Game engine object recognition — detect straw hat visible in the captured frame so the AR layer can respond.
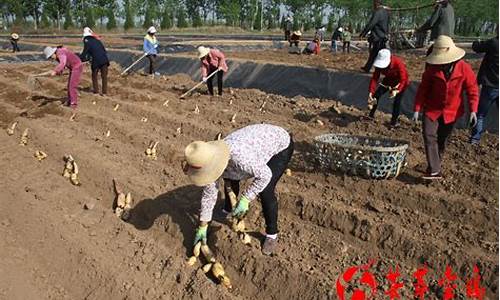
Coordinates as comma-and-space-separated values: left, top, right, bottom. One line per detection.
293, 30, 302, 36
184, 140, 230, 186
197, 46, 210, 59
373, 49, 391, 68
43, 46, 57, 59
426, 35, 465, 65
11, 33, 19, 40
147, 26, 157, 34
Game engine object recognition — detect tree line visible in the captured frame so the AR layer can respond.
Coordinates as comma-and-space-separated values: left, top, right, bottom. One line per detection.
0, 0, 497, 36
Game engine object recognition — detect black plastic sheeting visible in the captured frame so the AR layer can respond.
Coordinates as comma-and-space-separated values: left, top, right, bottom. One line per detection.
0, 41, 496, 133
109, 50, 498, 132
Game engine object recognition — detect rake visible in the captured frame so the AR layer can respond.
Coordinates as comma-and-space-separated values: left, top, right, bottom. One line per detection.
179, 69, 219, 99
120, 53, 148, 76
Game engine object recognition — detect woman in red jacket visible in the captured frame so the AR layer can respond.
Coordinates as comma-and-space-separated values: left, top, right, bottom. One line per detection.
198, 46, 228, 96
413, 35, 479, 180
367, 49, 409, 127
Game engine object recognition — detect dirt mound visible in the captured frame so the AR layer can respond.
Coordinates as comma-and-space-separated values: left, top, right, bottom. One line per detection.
0, 62, 497, 299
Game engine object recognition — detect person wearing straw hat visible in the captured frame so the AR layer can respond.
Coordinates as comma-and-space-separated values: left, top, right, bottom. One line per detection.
80, 27, 110, 95
198, 46, 228, 96
367, 49, 409, 127
10, 33, 20, 52
183, 124, 294, 255
43, 46, 83, 108
289, 30, 302, 48
143, 26, 159, 75
413, 35, 479, 180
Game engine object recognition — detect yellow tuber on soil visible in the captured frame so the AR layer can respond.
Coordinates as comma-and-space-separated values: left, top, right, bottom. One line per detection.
113, 104, 120, 111
202, 263, 213, 273
145, 141, 159, 160
187, 256, 197, 266
69, 113, 76, 121
62, 155, 81, 186
212, 263, 232, 289
6, 121, 17, 136
19, 128, 29, 145
285, 168, 292, 176
193, 241, 202, 258
230, 113, 237, 123
194, 105, 200, 114
34, 150, 48, 161
163, 100, 169, 107
200, 245, 216, 263
259, 101, 267, 112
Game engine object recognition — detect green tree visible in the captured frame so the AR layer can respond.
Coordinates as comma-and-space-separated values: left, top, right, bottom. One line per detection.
84, 8, 95, 27
123, 0, 134, 30
106, 9, 116, 30
177, 5, 188, 28
40, 10, 51, 28
143, 4, 154, 28
63, 6, 73, 29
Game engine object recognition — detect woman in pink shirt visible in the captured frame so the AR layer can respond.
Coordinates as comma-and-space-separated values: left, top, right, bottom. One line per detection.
43, 46, 83, 108
197, 46, 228, 96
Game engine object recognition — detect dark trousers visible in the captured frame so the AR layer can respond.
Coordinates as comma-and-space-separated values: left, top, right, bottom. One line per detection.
146, 54, 156, 74
369, 86, 404, 124
92, 64, 109, 95
423, 116, 455, 174
223, 137, 294, 235
363, 39, 386, 71
207, 70, 224, 96
11, 40, 19, 52
285, 30, 291, 41
470, 85, 499, 143
343, 41, 350, 53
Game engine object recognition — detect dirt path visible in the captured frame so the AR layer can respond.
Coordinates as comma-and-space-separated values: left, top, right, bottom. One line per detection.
0, 62, 497, 299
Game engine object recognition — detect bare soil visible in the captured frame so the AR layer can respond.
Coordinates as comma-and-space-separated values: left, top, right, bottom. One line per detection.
0, 62, 497, 300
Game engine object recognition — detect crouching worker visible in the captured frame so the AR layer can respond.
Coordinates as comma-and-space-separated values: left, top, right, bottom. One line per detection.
303, 38, 320, 55
80, 27, 110, 95
197, 46, 228, 96
413, 36, 478, 180
44, 46, 83, 108
367, 49, 409, 127
183, 124, 294, 255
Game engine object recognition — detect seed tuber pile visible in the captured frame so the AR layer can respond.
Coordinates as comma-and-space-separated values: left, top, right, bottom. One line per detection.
62, 155, 81, 186
34, 150, 48, 161
113, 179, 132, 221
145, 141, 159, 160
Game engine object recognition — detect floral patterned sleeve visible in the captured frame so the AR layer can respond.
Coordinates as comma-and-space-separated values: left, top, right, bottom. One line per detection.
238, 159, 272, 201
199, 181, 219, 222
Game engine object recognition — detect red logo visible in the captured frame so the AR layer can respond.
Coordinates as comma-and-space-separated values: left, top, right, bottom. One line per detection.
336, 260, 378, 300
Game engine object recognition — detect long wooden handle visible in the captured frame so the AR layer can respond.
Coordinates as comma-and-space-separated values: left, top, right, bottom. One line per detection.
121, 53, 148, 75
180, 69, 219, 98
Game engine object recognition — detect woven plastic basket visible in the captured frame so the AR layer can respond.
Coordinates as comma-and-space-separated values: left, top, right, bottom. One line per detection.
314, 133, 409, 179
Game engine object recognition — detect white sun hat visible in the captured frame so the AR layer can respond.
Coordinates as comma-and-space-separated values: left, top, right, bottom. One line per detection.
373, 49, 392, 68
43, 46, 57, 59
83, 27, 93, 37
147, 26, 157, 34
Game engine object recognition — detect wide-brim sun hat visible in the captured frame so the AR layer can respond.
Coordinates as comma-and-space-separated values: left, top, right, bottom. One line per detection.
11, 33, 19, 39
293, 31, 302, 36
197, 46, 210, 59
83, 27, 93, 37
338, 27, 343, 33
373, 48, 391, 68
147, 26, 157, 34
184, 140, 230, 186
426, 35, 465, 65
43, 46, 57, 59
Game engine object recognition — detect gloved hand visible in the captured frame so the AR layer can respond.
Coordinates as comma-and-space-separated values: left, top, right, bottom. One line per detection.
367, 93, 376, 110
232, 196, 250, 219
389, 89, 399, 99
193, 224, 208, 245
412, 111, 419, 122
202, 77, 208, 83
469, 112, 478, 127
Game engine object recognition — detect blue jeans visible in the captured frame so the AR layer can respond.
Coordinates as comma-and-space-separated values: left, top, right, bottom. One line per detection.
331, 40, 338, 52
470, 85, 499, 143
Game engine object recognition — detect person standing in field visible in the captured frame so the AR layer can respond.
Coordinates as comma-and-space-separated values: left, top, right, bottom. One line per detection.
80, 27, 110, 95
469, 34, 499, 144
367, 49, 409, 127
183, 124, 294, 255
43, 46, 83, 108
359, 0, 389, 73
197, 46, 228, 96
283, 16, 293, 41
11, 33, 20, 52
412, 36, 479, 180
342, 26, 351, 53
143, 26, 159, 75
331, 27, 343, 53
418, 0, 455, 41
